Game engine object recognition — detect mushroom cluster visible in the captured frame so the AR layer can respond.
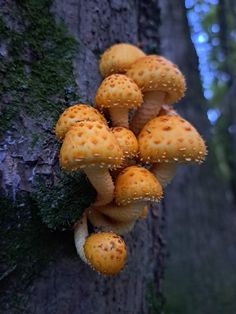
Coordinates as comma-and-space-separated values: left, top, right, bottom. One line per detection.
54, 43, 207, 276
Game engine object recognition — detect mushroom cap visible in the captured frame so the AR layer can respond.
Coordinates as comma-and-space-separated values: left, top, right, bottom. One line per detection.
126, 55, 186, 104
60, 120, 123, 170
138, 115, 207, 164
84, 232, 127, 275
55, 104, 107, 140
95, 74, 143, 110
115, 166, 163, 206
99, 43, 146, 77
111, 127, 138, 158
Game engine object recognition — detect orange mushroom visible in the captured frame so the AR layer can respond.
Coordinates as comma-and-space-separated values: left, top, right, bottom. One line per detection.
74, 213, 127, 276
55, 104, 107, 140
99, 43, 146, 77
95, 74, 143, 128
126, 55, 186, 134
87, 166, 163, 235
60, 120, 123, 206
138, 115, 207, 186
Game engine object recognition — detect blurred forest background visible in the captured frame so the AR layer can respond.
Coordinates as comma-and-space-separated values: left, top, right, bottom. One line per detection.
0, 0, 236, 313
164, 1, 236, 313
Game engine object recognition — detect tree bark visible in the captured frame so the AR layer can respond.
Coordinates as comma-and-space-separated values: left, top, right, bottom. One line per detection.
0, 1, 164, 313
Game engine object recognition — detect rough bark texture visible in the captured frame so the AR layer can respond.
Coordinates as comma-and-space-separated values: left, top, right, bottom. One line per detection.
0, 1, 165, 313
159, 1, 236, 313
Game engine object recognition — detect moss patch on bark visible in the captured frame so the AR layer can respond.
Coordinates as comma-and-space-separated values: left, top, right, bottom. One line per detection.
0, 0, 94, 311
0, 0, 78, 134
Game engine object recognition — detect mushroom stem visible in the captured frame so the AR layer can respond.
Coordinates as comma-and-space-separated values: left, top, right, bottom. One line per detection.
130, 91, 166, 135
94, 201, 146, 223
84, 167, 115, 206
109, 107, 129, 128
74, 212, 88, 263
87, 207, 137, 235
151, 163, 178, 187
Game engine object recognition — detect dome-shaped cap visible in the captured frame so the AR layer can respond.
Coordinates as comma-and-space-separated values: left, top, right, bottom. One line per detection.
55, 104, 107, 140
138, 115, 207, 164
126, 55, 186, 104
84, 232, 127, 275
115, 166, 163, 206
111, 127, 138, 158
59, 120, 123, 170
99, 43, 146, 77
95, 74, 143, 110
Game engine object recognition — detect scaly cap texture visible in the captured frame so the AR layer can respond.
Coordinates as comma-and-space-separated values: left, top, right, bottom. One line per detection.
84, 232, 127, 275
138, 115, 207, 164
99, 43, 146, 77
111, 127, 138, 158
95, 74, 143, 110
126, 55, 186, 104
55, 104, 107, 140
115, 166, 163, 206
59, 120, 123, 170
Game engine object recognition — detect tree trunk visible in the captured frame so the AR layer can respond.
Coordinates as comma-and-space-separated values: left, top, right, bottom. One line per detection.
0, 1, 164, 313
159, 1, 236, 313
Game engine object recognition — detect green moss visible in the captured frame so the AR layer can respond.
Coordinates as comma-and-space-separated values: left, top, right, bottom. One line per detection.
0, 0, 78, 134
0, 0, 89, 309
33, 171, 96, 231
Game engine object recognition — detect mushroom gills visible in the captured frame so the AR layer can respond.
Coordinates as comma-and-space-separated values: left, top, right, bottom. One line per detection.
151, 163, 178, 187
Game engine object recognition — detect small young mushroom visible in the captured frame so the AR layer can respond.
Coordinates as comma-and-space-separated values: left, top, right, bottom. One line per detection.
138, 115, 207, 187
99, 43, 146, 78
74, 213, 127, 276
59, 120, 123, 206
84, 232, 127, 276
95, 74, 143, 128
111, 127, 138, 160
126, 55, 186, 134
87, 166, 162, 235
110, 127, 138, 177
55, 103, 107, 140
115, 166, 163, 207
